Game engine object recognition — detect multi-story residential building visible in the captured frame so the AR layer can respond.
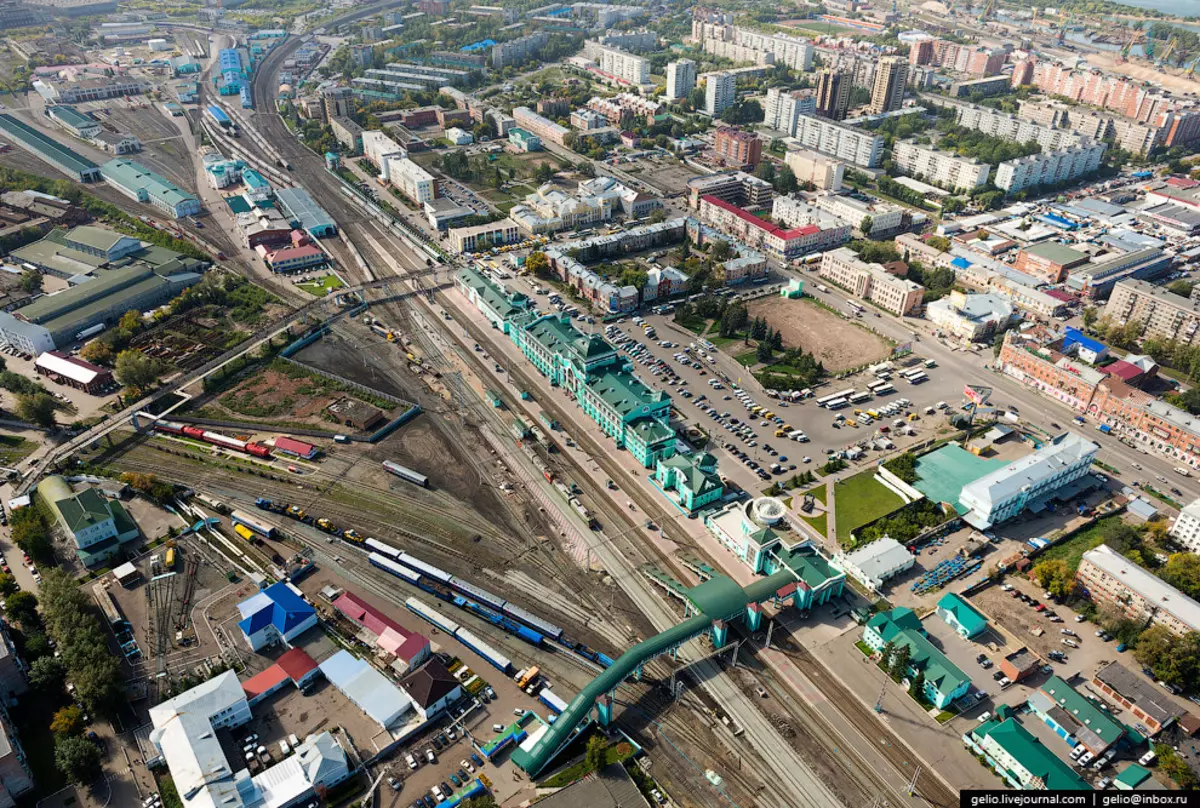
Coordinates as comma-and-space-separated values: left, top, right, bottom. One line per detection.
868, 56, 907, 115
910, 38, 1005, 76
513, 106, 571, 146
1010, 58, 1035, 87
666, 60, 696, 102
490, 32, 549, 68
789, 115, 885, 168
0, 709, 34, 802
586, 93, 664, 126
387, 157, 436, 204
570, 108, 607, 130
597, 29, 657, 52
994, 144, 1107, 194
1013, 242, 1090, 284
892, 141, 990, 192
784, 148, 844, 191
949, 75, 1011, 98
958, 431, 1099, 529
686, 171, 773, 209
691, 22, 813, 71
320, 86, 355, 122
1016, 99, 1071, 130
699, 195, 848, 261
815, 69, 851, 121
449, 218, 521, 254
812, 194, 916, 238
713, 127, 761, 168
1104, 279, 1200, 346
763, 87, 816, 133
1064, 247, 1170, 300
1077, 544, 1200, 637
584, 41, 650, 86
908, 39, 933, 65
818, 247, 924, 316
705, 72, 735, 117
330, 116, 364, 154
942, 100, 1089, 151
1170, 497, 1200, 553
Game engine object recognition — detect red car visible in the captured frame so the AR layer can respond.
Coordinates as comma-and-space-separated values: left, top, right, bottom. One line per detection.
1035, 604, 1046, 612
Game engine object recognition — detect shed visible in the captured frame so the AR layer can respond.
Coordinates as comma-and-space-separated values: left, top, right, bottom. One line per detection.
273, 436, 318, 460
113, 561, 140, 587
936, 592, 988, 638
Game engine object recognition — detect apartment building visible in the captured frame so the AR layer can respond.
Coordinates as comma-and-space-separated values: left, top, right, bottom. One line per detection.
1077, 545, 1200, 637
790, 115, 885, 168
513, 106, 571, 146
584, 41, 650, 85
910, 38, 1005, 76
491, 32, 549, 68
1104, 279, 1200, 346
818, 247, 924, 315
586, 93, 664, 126
812, 193, 914, 238
949, 76, 1010, 98
330, 116, 364, 154
896, 233, 955, 269
784, 148, 844, 191
1170, 498, 1200, 554
686, 171, 773, 209
597, 29, 657, 52
1016, 99, 1071, 130
705, 72, 735, 117
892, 141, 990, 192
1013, 242, 1089, 284
699, 195, 849, 261
950, 102, 1090, 151
691, 21, 813, 71
666, 60, 696, 102
994, 144, 1107, 194
868, 56, 907, 115
763, 87, 816, 133
449, 218, 520, 253
815, 69, 851, 121
713, 127, 761, 168
388, 157, 437, 204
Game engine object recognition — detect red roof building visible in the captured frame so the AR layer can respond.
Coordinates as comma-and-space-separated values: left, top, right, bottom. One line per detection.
274, 436, 318, 460
1103, 360, 1146, 385
333, 591, 431, 668
241, 647, 320, 705
697, 194, 849, 261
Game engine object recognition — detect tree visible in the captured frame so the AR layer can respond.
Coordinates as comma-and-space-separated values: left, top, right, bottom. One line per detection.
648, 208, 666, 224
756, 340, 774, 363
20, 269, 42, 294
880, 639, 896, 666
28, 655, 66, 693
16, 392, 55, 428
51, 705, 84, 737
1168, 280, 1194, 298
118, 309, 142, 332
775, 165, 797, 194
1081, 307, 1099, 329
1160, 553, 1200, 599
54, 735, 101, 785
576, 161, 595, 178
79, 340, 113, 365
533, 162, 555, 184
524, 250, 550, 280
889, 644, 911, 680
584, 734, 606, 772
754, 160, 776, 183
4, 591, 38, 627
859, 215, 873, 237
0, 573, 16, 597
1032, 559, 1074, 599
114, 349, 166, 392
11, 508, 53, 564
908, 669, 925, 700
1171, 388, 1200, 416
711, 240, 732, 262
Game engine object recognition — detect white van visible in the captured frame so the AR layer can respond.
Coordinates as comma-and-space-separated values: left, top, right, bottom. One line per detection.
406, 753, 419, 769
279, 740, 290, 756
1175, 466, 1191, 477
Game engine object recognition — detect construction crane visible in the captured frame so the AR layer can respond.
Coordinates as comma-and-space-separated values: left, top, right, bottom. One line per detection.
1119, 31, 1144, 63
1157, 35, 1179, 69
1187, 57, 1199, 80
978, 0, 996, 21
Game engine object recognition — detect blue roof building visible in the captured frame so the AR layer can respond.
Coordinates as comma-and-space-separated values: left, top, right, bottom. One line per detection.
1062, 327, 1108, 364
951, 256, 972, 270
236, 582, 318, 652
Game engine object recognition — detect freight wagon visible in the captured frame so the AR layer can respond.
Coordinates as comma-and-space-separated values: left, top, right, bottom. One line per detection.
233, 524, 258, 543
382, 460, 428, 488
230, 510, 276, 539
538, 688, 568, 715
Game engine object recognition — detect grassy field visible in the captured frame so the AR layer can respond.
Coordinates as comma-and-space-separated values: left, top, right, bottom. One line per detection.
1033, 515, 1121, 573
0, 434, 35, 466
297, 274, 345, 296
834, 470, 905, 541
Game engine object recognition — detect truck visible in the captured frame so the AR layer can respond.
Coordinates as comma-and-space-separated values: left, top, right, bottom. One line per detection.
1097, 423, 1112, 434
815, 284, 829, 293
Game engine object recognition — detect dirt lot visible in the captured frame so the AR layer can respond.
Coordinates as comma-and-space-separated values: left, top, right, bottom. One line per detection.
748, 296, 892, 372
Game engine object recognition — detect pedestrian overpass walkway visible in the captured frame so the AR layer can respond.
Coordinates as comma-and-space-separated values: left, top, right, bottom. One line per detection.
511, 568, 802, 776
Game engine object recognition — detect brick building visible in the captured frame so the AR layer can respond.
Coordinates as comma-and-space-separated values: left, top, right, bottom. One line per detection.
713, 127, 762, 168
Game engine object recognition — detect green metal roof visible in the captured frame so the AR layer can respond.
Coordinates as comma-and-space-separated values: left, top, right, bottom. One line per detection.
937, 592, 988, 634
101, 158, 197, 211
1041, 676, 1125, 746
48, 105, 97, 132
1116, 764, 1153, 789
973, 715, 1091, 790
686, 576, 748, 620
1023, 241, 1086, 265
55, 488, 113, 533
778, 549, 842, 589
0, 113, 99, 176
588, 370, 666, 417
868, 608, 970, 699
65, 225, 135, 253
458, 267, 530, 320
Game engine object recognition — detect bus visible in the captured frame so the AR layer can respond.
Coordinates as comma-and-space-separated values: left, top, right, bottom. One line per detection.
849, 392, 873, 404
867, 380, 890, 392
846, 300, 864, 313
816, 389, 855, 408
906, 372, 928, 384
826, 398, 850, 410
902, 368, 925, 379
872, 383, 896, 395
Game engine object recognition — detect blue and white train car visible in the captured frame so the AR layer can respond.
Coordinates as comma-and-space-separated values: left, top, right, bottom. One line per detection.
502, 602, 563, 641
449, 576, 506, 612
399, 552, 451, 583
369, 552, 420, 584
538, 688, 568, 715
453, 627, 512, 674
365, 537, 400, 558
405, 597, 460, 635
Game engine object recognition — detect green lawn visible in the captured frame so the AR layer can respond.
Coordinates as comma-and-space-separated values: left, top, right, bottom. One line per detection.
296, 274, 345, 296
807, 483, 827, 504
800, 510, 828, 537
834, 470, 905, 542
0, 434, 35, 465
735, 350, 758, 367
1032, 515, 1121, 573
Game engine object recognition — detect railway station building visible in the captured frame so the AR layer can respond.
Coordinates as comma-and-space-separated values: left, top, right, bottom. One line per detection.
654, 451, 724, 512
236, 583, 318, 652
862, 606, 972, 709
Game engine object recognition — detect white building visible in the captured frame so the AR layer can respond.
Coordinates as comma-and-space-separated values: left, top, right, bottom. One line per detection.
361, 129, 405, 172
763, 87, 816, 134
926, 291, 1015, 342
994, 144, 1106, 193
812, 193, 911, 237
666, 59, 696, 102
959, 432, 1099, 529
1170, 498, 1200, 553
784, 148, 844, 191
1077, 544, 1200, 637
148, 671, 350, 808
386, 157, 437, 203
445, 127, 473, 145
892, 141, 991, 192
952, 102, 1090, 151
705, 72, 735, 117
834, 537, 915, 592
587, 41, 650, 85
818, 247, 924, 315
789, 115, 885, 168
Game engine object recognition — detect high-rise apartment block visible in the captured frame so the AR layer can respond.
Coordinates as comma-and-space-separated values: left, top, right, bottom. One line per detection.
666, 60, 696, 102
892, 141, 990, 191
869, 56, 907, 115
713, 127, 761, 168
764, 87, 816, 133
815, 69, 850, 121
705, 72, 736, 117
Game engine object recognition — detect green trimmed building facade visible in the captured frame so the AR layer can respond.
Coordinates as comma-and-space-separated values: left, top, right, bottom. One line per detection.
862, 607, 972, 709
964, 706, 1091, 790
937, 592, 988, 639
37, 476, 140, 568
655, 452, 723, 512
456, 267, 675, 468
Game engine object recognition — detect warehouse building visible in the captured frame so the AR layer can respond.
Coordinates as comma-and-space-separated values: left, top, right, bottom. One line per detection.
332, 591, 431, 672
318, 649, 414, 729
148, 670, 351, 808
46, 105, 100, 138
1091, 662, 1179, 736
275, 187, 337, 238
0, 113, 101, 182
101, 159, 201, 218
33, 351, 113, 394
833, 537, 914, 591
1028, 675, 1125, 756
36, 475, 139, 568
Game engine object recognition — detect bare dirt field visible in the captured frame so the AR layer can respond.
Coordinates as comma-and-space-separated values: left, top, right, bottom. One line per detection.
1084, 50, 1200, 96
747, 296, 892, 372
